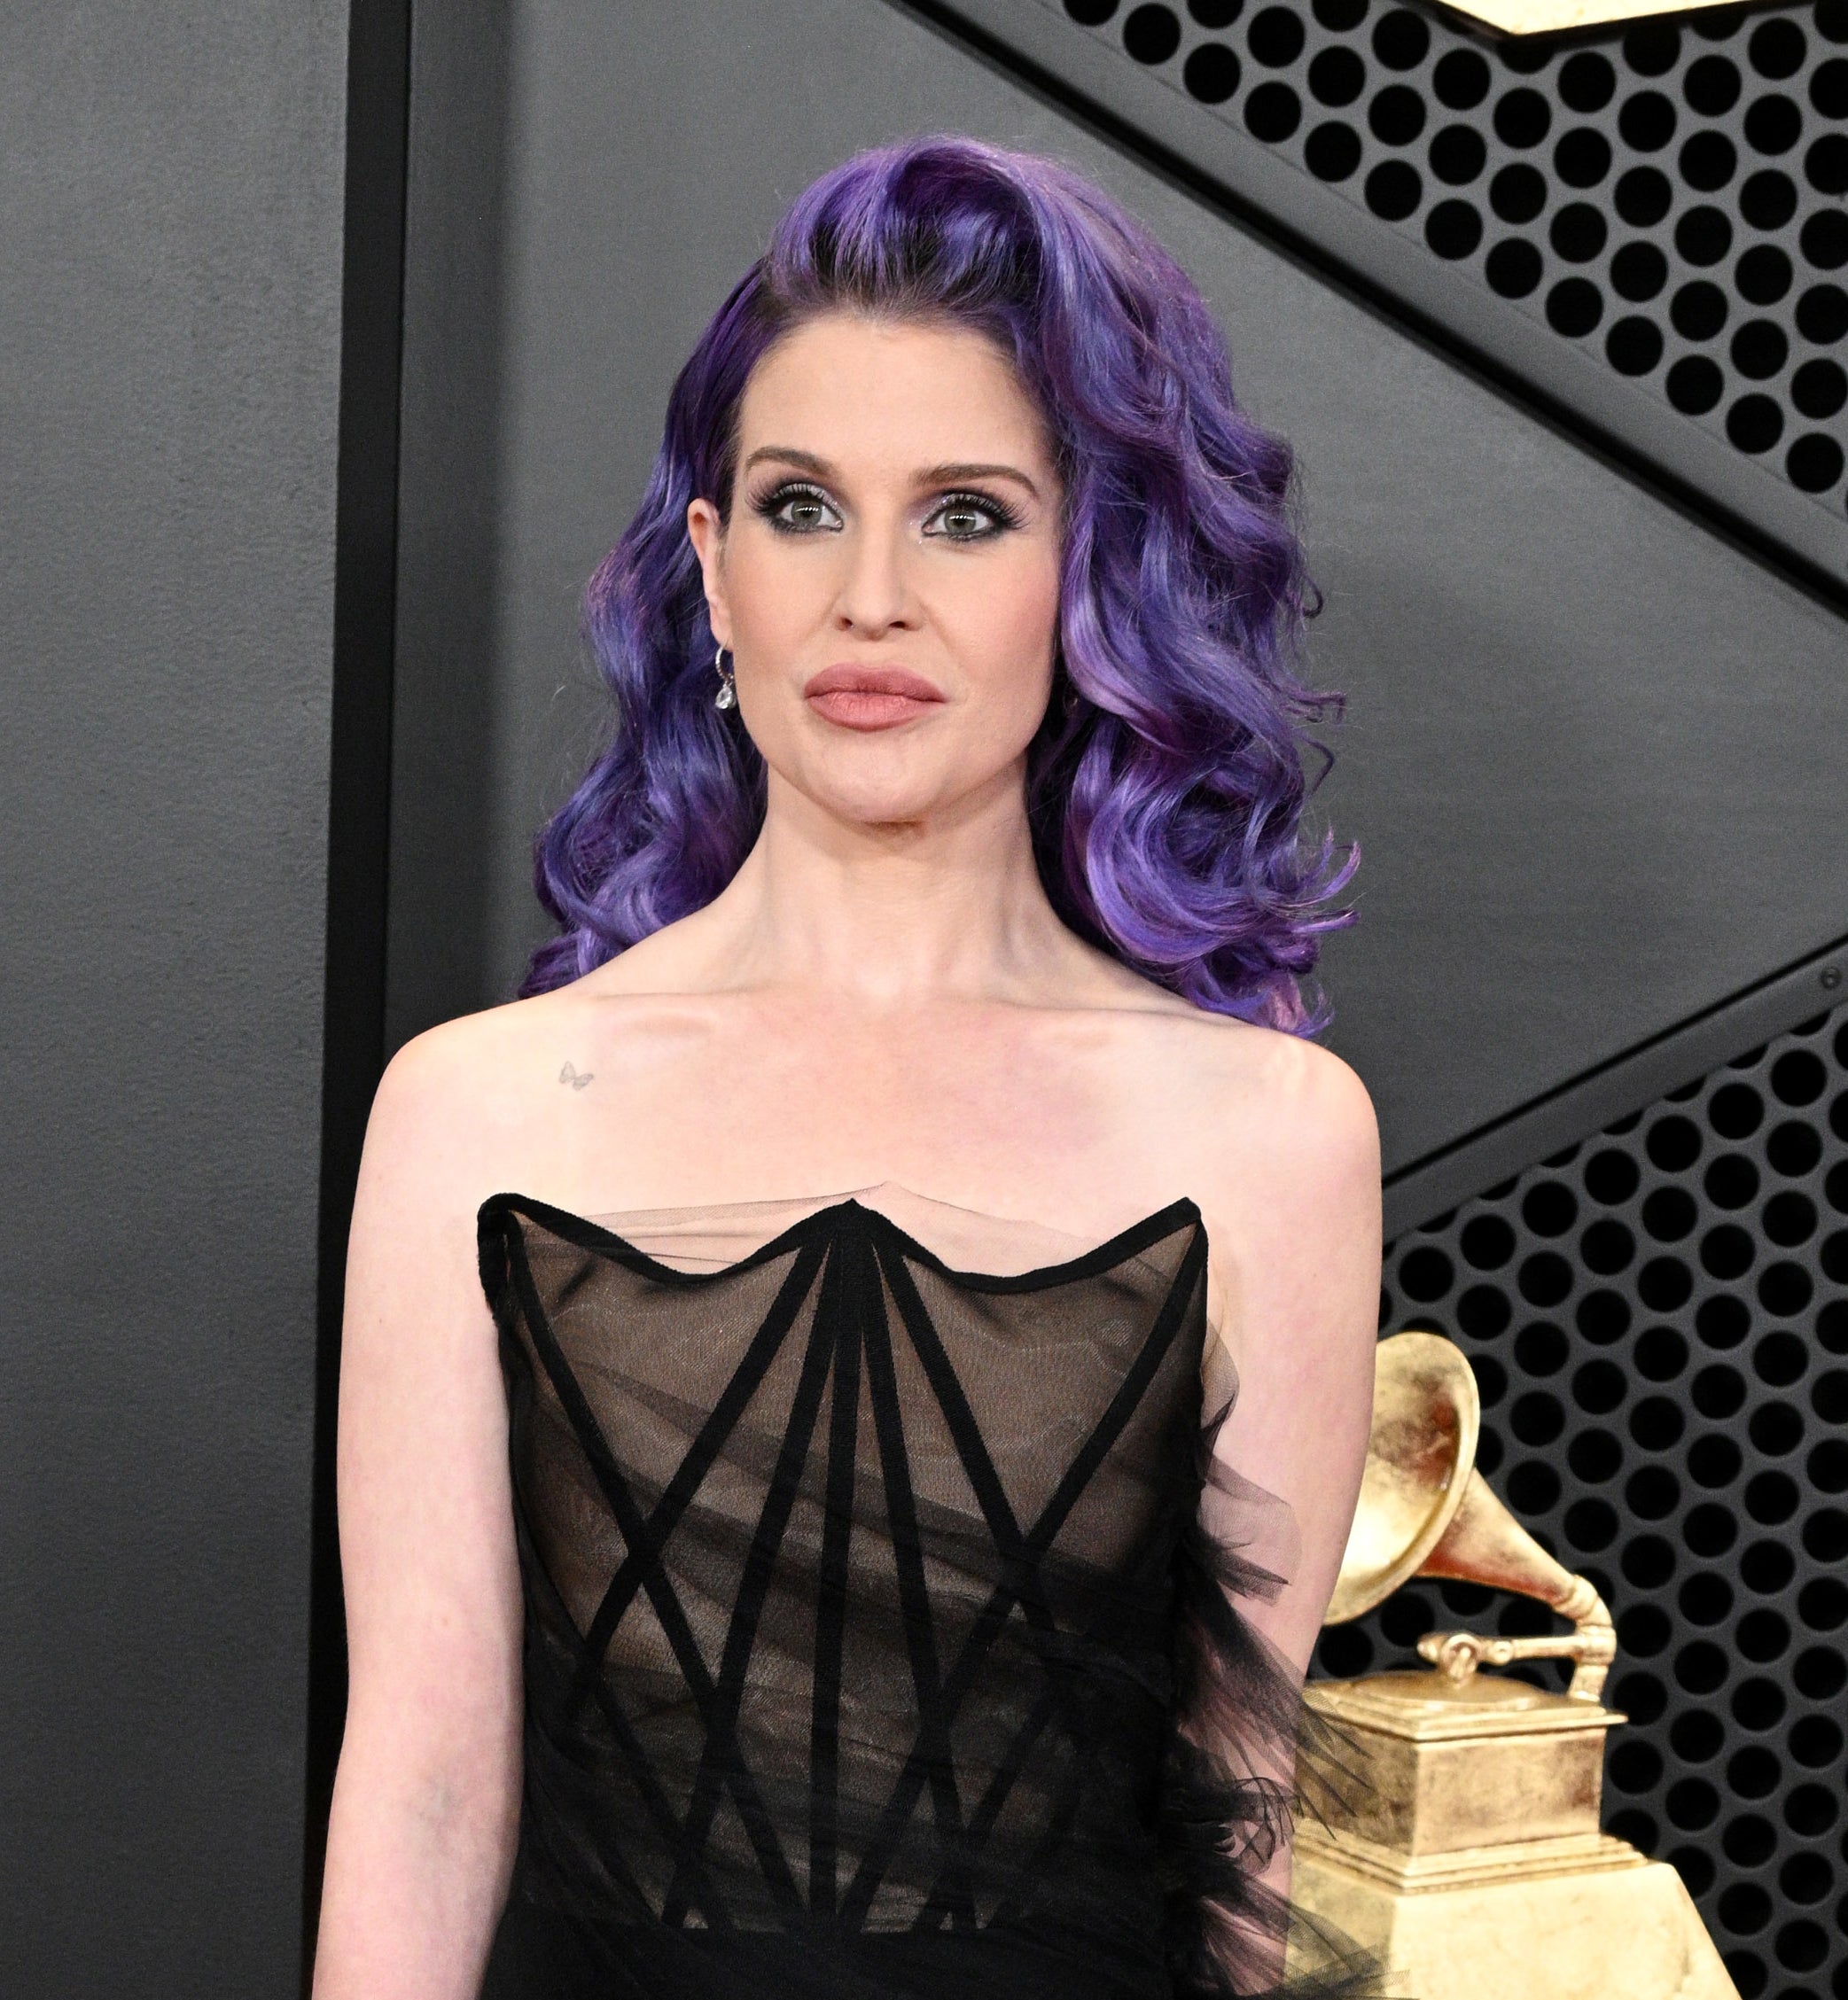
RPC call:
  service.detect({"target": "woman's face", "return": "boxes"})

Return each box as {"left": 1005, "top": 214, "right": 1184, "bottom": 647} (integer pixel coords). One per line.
{"left": 687, "top": 313, "right": 1064, "bottom": 832}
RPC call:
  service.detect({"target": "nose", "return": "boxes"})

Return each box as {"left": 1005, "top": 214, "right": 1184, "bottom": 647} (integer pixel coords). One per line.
{"left": 830, "top": 513, "right": 917, "bottom": 639}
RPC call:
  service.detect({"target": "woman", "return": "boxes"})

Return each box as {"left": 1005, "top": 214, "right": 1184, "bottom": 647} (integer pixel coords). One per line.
{"left": 314, "top": 136, "right": 1382, "bottom": 2000}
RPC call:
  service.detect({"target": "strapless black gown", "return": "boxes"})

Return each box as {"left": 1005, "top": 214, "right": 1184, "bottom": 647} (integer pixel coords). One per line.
{"left": 475, "top": 1191, "right": 1384, "bottom": 2000}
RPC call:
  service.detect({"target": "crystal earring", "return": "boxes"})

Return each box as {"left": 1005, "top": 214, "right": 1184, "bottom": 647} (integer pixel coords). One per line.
{"left": 713, "top": 642, "right": 737, "bottom": 711}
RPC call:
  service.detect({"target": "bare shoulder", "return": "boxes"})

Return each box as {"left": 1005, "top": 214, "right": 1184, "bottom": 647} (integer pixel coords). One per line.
{"left": 360, "top": 984, "right": 601, "bottom": 1210}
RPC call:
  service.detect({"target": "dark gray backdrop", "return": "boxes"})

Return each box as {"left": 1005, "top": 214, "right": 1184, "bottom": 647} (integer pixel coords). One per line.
{"left": 0, "top": 5, "right": 353, "bottom": 1995}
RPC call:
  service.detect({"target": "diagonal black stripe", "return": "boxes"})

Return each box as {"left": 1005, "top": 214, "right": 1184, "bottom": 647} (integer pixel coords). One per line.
{"left": 503, "top": 1221, "right": 804, "bottom": 1907}
{"left": 571, "top": 1243, "right": 824, "bottom": 1700}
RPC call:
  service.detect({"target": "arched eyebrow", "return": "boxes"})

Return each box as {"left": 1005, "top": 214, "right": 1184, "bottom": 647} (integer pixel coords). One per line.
{"left": 742, "top": 445, "right": 1042, "bottom": 502}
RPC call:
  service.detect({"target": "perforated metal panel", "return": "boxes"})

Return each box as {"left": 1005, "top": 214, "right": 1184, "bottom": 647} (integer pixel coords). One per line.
{"left": 1037, "top": 0, "right": 1848, "bottom": 543}
{"left": 1319, "top": 1001, "right": 1848, "bottom": 1999}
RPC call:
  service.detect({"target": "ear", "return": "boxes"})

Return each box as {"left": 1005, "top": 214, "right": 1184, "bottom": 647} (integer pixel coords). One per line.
{"left": 685, "top": 497, "right": 733, "bottom": 650}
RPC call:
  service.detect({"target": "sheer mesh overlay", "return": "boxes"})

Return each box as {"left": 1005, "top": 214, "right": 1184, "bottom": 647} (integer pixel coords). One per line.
{"left": 477, "top": 1189, "right": 1387, "bottom": 2000}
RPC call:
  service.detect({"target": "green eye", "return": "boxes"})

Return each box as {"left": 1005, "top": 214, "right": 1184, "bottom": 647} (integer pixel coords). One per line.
{"left": 924, "top": 490, "right": 1023, "bottom": 541}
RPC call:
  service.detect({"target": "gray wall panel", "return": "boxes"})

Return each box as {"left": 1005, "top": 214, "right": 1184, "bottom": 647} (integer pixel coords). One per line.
{"left": 0, "top": 5, "right": 348, "bottom": 1991}
{"left": 386, "top": 0, "right": 1848, "bottom": 1178}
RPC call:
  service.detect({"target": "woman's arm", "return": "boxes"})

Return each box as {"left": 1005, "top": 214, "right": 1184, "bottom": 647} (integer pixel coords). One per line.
{"left": 1201, "top": 1039, "right": 1383, "bottom": 1987}
{"left": 311, "top": 1031, "right": 525, "bottom": 2000}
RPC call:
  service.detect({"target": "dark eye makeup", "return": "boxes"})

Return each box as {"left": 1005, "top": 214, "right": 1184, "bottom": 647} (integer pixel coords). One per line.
{"left": 746, "top": 478, "right": 1024, "bottom": 541}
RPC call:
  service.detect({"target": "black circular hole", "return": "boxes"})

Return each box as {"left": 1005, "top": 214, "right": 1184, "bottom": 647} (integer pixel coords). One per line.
{"left": 1614, "top": 164, "right": 1673, "bottom": 224}
{"left": 1191, "top": 0, "right": 1246, "bottom": 25}
{"left": 1759, "top": 1111, "right": 1815, "bottom": 1168}
{"left": 1485, "top": 237, "right": 1542, "bottom": 299}
{"left": 1756, "top": 1260, "right": 1811, "bottom": 1316}
{"left": 1770, "top": 1048, "right": 1826, "bottom": 1104}
{"left": 1679, "top": 130, "right": 1738, "bottom": 191}
{"left": 1636, "top": 1256, "right": 1694, "bottom": 1311}
{"left": 1726, "top": 393, "right": 1784, "bottom": 453}
{"left": 1614, "top": 1669, "right": 1667, "bottom": 1724}
{"left": 1671, "top": 1710, "right": 1725, "bottom": 1762}
{"left": 1470, "top": 1350, "right": 1508, "bottom": 1408}
{"left": 1803, "top": 1506, "right": 1848, "bottom": 1562}
{"left": 1509, "top": 1389, "right": 1565, "bottom": 1444}
{"left": 1583, "top": 1148, "right": 1640, "bottom": 1202}
{"left": 1803, "top": 207, "right": 1848, "bottom": 268}
{"left": 1672, "top": 279, "right": 1730, "bottom": 340}
{"left": 1490, "top": 162, "right": 1548, "bottom": 224}
{"left": 1423, "top": 198, "right": 1482, "bottom": 259}
{"left": 1676, "top": 205, "right": 1734, "bottom": 267}
{"left": 1378, "top": 1588, "right": 1435, "bottom": 1646}
{"left": 1693, "top": 1362, "right": 1747, "bottom": 1418}
{"left": 1368, "top": 82, "right": 1425, "bottom": 144}
{"left": 1739, "top": 167, "right": 1797, "bottom": 229}
{"left": 1685, "top": 1500, "right": 1738, "bottom": 1556}
{"left": 1738, "top": 1609, "right": 1791, "bottom": 1663}
{"left": 1560, "top": 50, "right": 1615, "bottom": 112}
{"left": 1718, "top": 1881, "right": 1774, "bottom": 1935}
{"left": 1507, "top": 1458, "right": 1562, "bottom": 1512}
{"left": 1684, "top": 52, "right": 1743, "bottom": 115}
{"left": 1798, "top": 1575, "right": 1848, "bottom": 1630}
{"left": 1786, "top": 431, "right": 1846, "bottom": 491}
{"left": 1813, "top": 54, "right": 1848, "bottom": 116}
{"left": 1247, "top": 4, "right": 1305, "bottom": 64}
{"left": 1184, "top": 42, "right": 1243, "bottom": 101}
{"left": 1731, "top": 1675, "right": 1786, "bottom": 1730}
{"left": 1604, "top": 315, "right": 1665, "bottom": 377}
{"left": 1576, "top": 1288, "right": 1631, "bottom": 1342}
{"left": 1777, "top": 1851, "right": 1835, "bottom": 1905}
{"left": 1514, "top": 1320, "right": 1569, "bottom": 1374}
{"left": 1625, "top": 20, "right": 1680, "bottom": 75}
{"left": 1494, "top": 87, "right": 1552, "bottom": 149}
{"left": 1688, "top": 1432, "right": 1743, "bottom": 1486}
{"left": 1608, "top": 1739, "right": 1662, "bottom": 1792}
{"left": 1398, "top": 1244, "right": 1454, "bottom": 1301}
{"left": 1797, "top": 281, "right": 1848, "bottom": 342}
{"left": 1304, "top": 120, "right": 1362, "bottom": 179}
{"left": 1431, "top": 46, "right": 1489, "bottom": 108}
{"left": 1316, "top": 1623, "right": 1374, "bottom": 1676}
{"left": 1754, "top": 1329, "right": 1807, "bottom": 1387}
{"left": 1579, "top": 1217, "right": 1634, "bottom": 1273}
{"left": 1810, "top": 1437, "right": 1848, "bottom": 1493}
{"left": 1763, "top": 1188, "right": 1817, "bottom": 1244}
{"left": 1619, "top": 89, "right": 1676, "bottom": 151}
{"left": 1723, "top": 1809, "right": 1779, "bottom": 1865}
{"left": 1735, "top": 243, "right": 1792, "bottom": 305}
{"left": 1544, "top": 276, "right": 1600, "bottom": 333}
{"left": 1244, "top": 79, "right": 1302, "bottom": 139}
{"left": 1517, "top": 1250, "right": 1572, "bottom": 1307}
{"left": 1573, "top": 1358, "right": 1626, "bottom": 1414}
{"left": 1523, "top": 1179, "right": 1578, "bottom": 1234}
{"left": 1455, "top": 1282, "right": 1512, "bottom": 1337}
{"left": 1553, "top": 128, "right": 1610, "bottom": 190}
{"left": 1429, "top": 123, "right": 1485, "bottom": 183}
{"left": 1696, "top": 1295, "right": 1749, "bottom": 1349}
{"left": 1814, "top": 1368, "right": 1848, "bottom": 1421}
{"left": 1644, "top": 1113, "right": 1701, "bottom": 1170}
{"left": 1749, "top": 15, "right": 1805, "bottom": 77}
{"left": 1748, "top": 1398, "right": 1803, "bottom": 1453}
{"left": 1641, "top": 1186, "right": 1697, "bottom": 1241}
{"left": 1711, "top": 1083, "right": 1765, "bottom": 1138}
{"left": 1363, "top": 157, "right": 1421, "bottom": 218}
{"left": 1705, "top": 1154, "right": 1760, "bottom": 1208}
{"left": 1549, "top": 202, "right": 1608, "bottom": 262}
{"left": 1730, "top": 320, "right": 1789, "bottom": 380}
{"left": 1792, "top": 1646, "right": 1848, "bottom": 1699}
{"left": 1790, "top": 1713, "right": 1844, "bottom": 1765}
{"left": 1370, "top": 7, "right": 1428, "bottom": 69}
{"left": 1563, "top": 1497, "right": 1618, "bottom": 1551}
{"left": 1806, "top": 131, "right": 1848, "bottom": 194}
{"left": 1664, "top": 1777, "right": 1719, "bottom": 1831}
{"left": 1635, "top": 1325, "right": 1688, "bottom": 1381}
{"left": 1066, "top": 0, "right": 1122, "bottom": 21}
{"left": 1627, "top": 1465, "right": 1681, "bottom": 1520}
{"left": 1791, "top": 357, "right": 1848, "bottom": 419}
{"left": 1701, "top": 1224, "right": 1755, "bottom": 1280}
{"left": 1124, "top": 3, "right": 1186, "bottom": 58}
{"left": 1308, "top": 44, "right": 1364, "bottom": 104}
{"left": 1619, "top": 1601, "right": 1673, "bottom": 1654}
{"left": 1741, "top": 1538, "right": 1796, "bottom": 1591}
{"left": 1311, "top": 0, "right": 1365, "bottom": 26}
{"left": 1743, "top": 92, "right": 1801, "bottom": 156}
{"left": 1744, "top": 1469, "right": 1798, "bottom": 1524}
{"left": 1570, "top": 1428, "right": 1623, "bottom": 1481}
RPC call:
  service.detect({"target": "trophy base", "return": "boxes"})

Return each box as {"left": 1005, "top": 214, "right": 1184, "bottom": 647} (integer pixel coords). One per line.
{"left": 1290, "top": 1831, "right": 1740, "bottom": 2000}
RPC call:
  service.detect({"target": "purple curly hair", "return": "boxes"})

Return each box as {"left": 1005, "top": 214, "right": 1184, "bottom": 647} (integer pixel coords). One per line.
{"left": 522, "top": 134, "right": 1353, "bottom": 1028}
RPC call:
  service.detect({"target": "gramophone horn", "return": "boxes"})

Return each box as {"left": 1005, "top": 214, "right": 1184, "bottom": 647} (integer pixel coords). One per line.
{"left": 1328, "top": 1328, "right": 1616, "bottom": 1700}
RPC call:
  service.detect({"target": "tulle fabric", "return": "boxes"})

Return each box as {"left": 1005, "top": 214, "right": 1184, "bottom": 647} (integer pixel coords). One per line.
{"left": 476, "top": 1187, "right": 1387, "bottom": 1999}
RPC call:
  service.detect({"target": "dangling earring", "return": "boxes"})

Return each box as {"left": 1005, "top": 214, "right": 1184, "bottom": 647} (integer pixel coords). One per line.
{"left": 713, "top": 642, "right": 737, "bottom": 712}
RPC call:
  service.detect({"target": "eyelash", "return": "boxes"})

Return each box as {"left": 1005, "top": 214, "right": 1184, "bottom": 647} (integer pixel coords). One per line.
{"left": 747, "top": 480, "right": 1024, "bottom": 541}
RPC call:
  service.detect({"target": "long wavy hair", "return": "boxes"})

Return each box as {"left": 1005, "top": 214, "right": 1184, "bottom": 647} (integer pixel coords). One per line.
{"left": 522, "top": 134, "right": 1353, "bottom": 1028}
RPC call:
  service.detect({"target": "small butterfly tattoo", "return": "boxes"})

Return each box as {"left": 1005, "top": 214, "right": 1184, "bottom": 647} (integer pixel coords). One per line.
{"left": 559, "top": 1060, "right": 594, "bottom": 1090}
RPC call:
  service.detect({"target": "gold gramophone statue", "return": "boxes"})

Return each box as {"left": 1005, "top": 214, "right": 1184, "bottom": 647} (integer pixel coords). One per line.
{"left": 1288, "top": 1329, "right": 1737, "bottom": 2000}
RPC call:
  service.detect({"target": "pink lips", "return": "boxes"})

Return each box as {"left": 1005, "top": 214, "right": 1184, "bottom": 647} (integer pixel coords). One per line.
{"left": 802, "top": 663, "right": 946, "bottom": 732}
